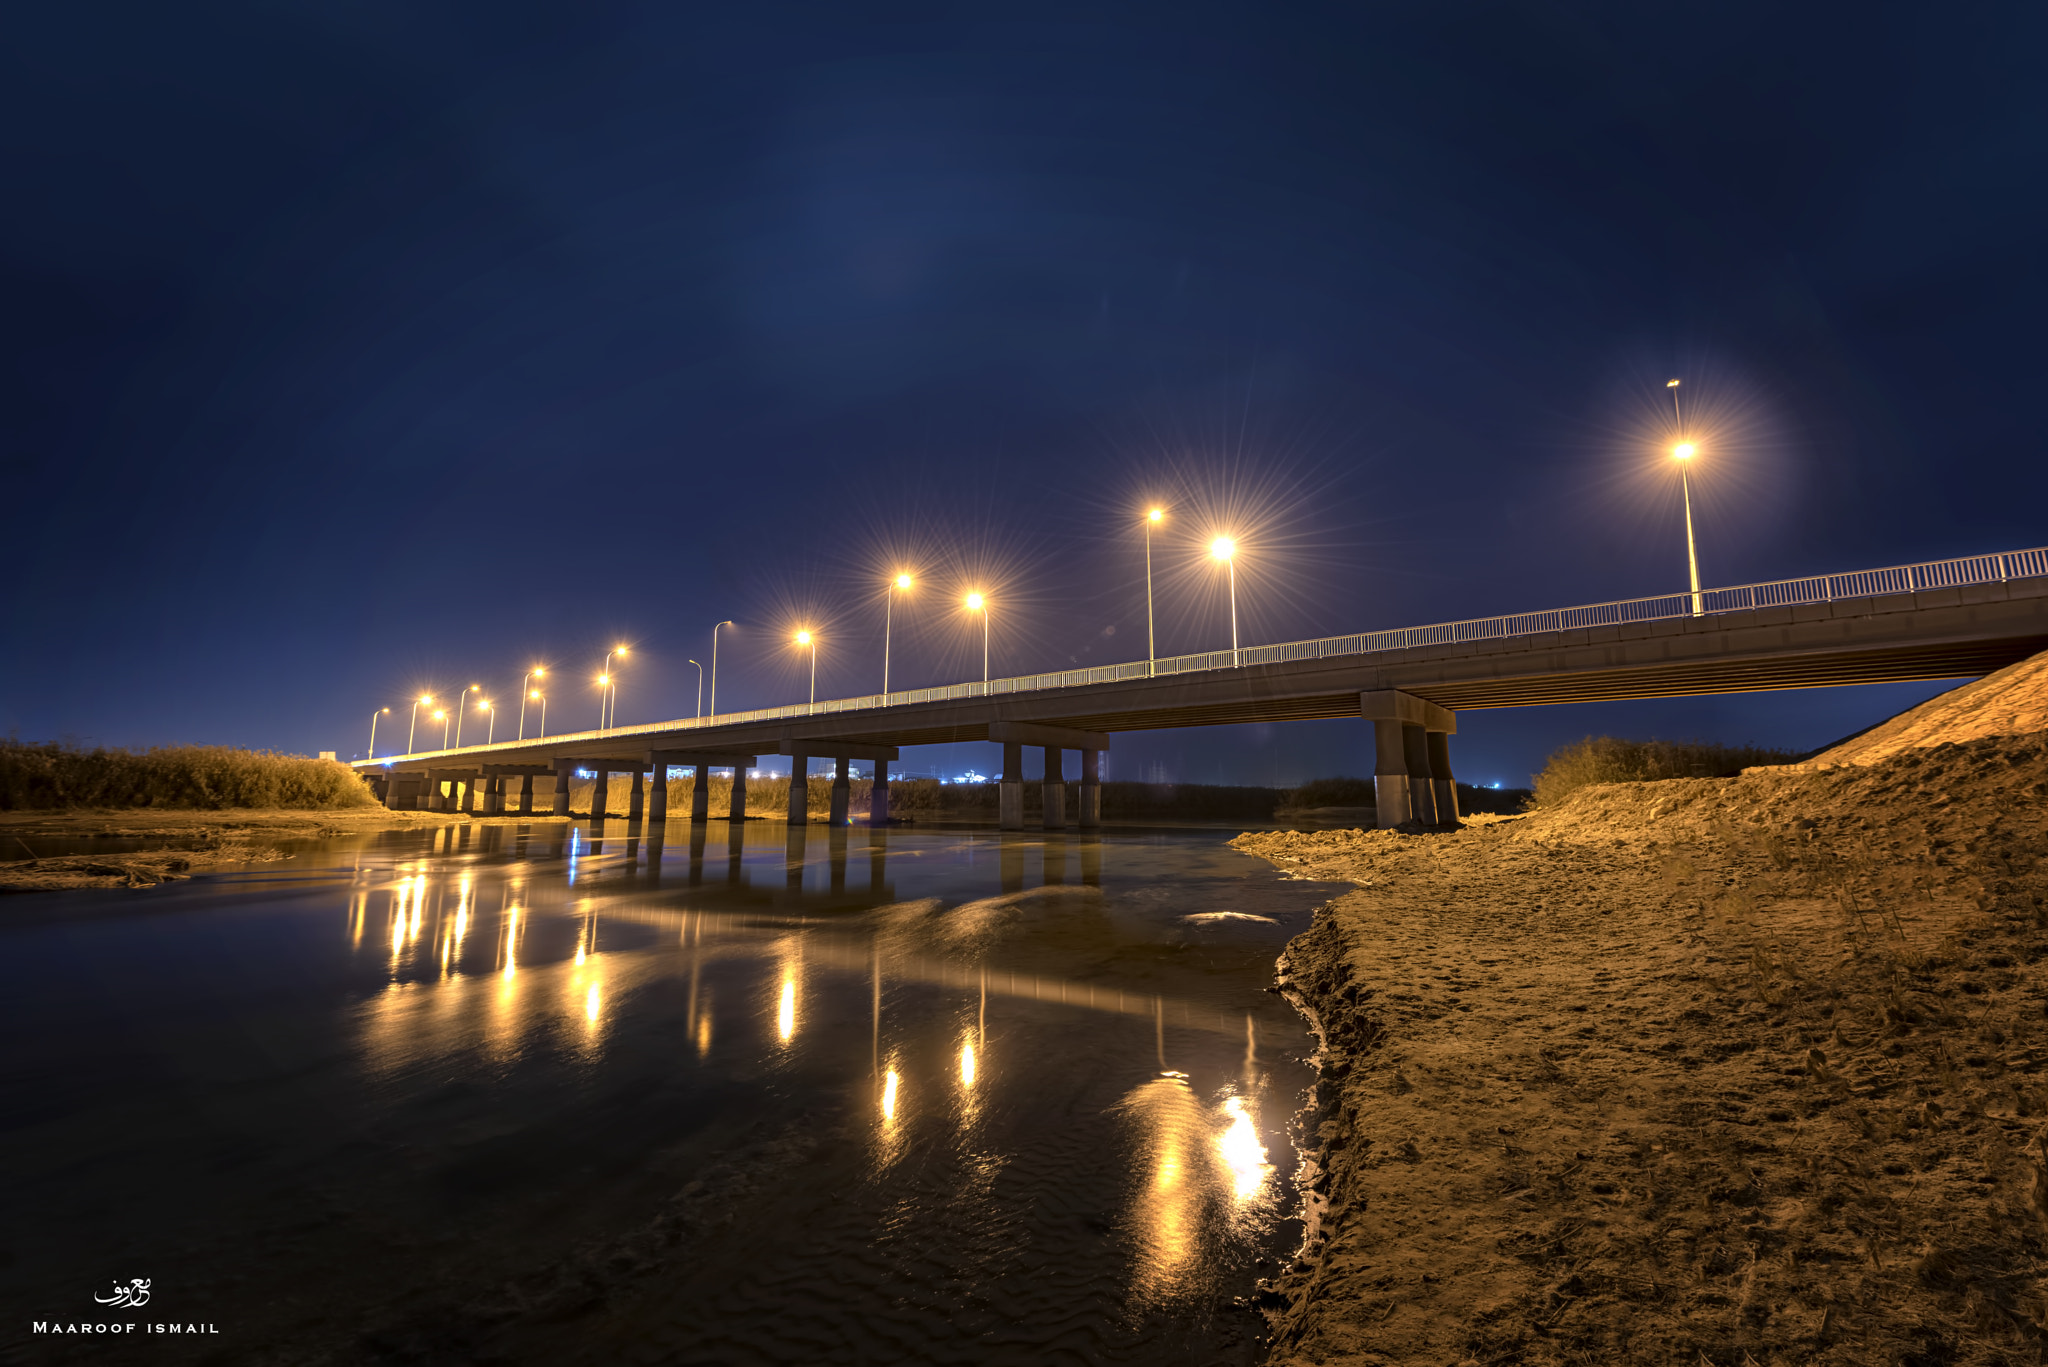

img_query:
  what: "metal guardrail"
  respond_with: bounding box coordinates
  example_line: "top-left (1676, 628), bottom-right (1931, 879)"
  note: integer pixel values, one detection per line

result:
top-left (377, 546), bottom-right (2048, 761)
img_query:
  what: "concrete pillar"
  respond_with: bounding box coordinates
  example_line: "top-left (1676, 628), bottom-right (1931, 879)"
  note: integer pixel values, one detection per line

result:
top-left (1041, 746), bottom-right (1066, 831)
top-left (552, 761), bottom-right (575, 817)
top-left (518, 773), bottom-right (535, 815)
top-left (829, 756), bottom-right (851, 826)
top-left (691, 764), bottom-right (712, 823)
top-left (1000, 742), bottom-right (1025, 830)
top-left (384, 775), bottom-right (408, 810)
top-left (649, 765), bottom-right (669, 822)
top-left (870, 758), bottom-right (890, 826)
top-left (461, 777), bottom-right (478, 814)
top-left (628, 768), bottom-right (646, 821)
top-left (1427, 730), bottom-right (1459, 824)
top-left (1371, 719), bottom-right (1412, 828)
top-left (428, 774), bottom-right (449, 812)
top-left (483, 777), bottom-right (503, 815)
top-left (1078, 749), bottom-right (1102, 829)
top-left (729, 765), bottom-right (749, 822)
top-left (1402, 724), bottom-right (1437, 826)
top-left (787, 752), bottom-right (810, 825)
top-left (589, 768), bottom-right (611, 822)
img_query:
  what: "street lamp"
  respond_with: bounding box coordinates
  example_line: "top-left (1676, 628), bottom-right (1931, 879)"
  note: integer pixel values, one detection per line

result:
top-left (1210, 536), bottom-right (1239, 666)
top-left (687, 659), bottom-right (704, 718)
top-left (794, 630), bottom-right (817, 714)
top-left (435, 709), bottom-right (450, 750)
top-left (883, 573), bottom-right (912, 697)
top-left (368, 707), bottom-right (390, 760)
top-left (1668, 378), bottom-right (1703, 617)
top-left (479, 699), bottom-right (495, 745)
top-left (710, 621), bottom-right (734, 720)
top-left (407, 695), bottom-right (433, 755)
top-left (531, 689), bottom-right (547, 739)
top-left (1144, 508), bottom-right (1164, 676)
top-left (455, 684), bottom-right (481, 747)
top-left (964, 592), bottom-right (989, 683)
top-left (518, 666), bottom-right (545, 740)
top-left (600, 646), bottom-right (628, 730)
top-left (596, 673), bottom-right (611, 731)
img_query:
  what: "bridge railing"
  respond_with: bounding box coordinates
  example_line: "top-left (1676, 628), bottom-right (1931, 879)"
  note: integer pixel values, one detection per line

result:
top-left (393, 546), bottom-right (2048, 757)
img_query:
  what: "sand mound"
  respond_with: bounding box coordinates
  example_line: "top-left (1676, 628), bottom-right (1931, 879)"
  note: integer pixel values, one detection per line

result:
top-left (1804, 647), bottom-right (2048, 768)
top-left (1235, 731), bottom-right (2048, 1365)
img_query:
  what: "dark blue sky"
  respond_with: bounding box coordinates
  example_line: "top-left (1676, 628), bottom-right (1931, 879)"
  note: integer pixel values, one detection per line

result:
top-left (5, 3), bottom-right (2044, 786)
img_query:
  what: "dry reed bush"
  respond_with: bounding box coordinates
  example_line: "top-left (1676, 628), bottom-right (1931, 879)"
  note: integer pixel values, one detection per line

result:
top-left (1531, 734), bottom-right (1801, 807)
top-left (0, 740), bottom-right (379, 811)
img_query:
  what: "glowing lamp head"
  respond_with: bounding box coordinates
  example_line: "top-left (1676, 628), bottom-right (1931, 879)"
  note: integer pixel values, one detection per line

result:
top-left (615, 645), bottom-right (629, 655)
top-left (894, 573), bottom-right (912, 589)
top-left (598, 673), bottom-right (609, 685)
top-left (1147, 508), bottom-right (1164, 523)
top-left (794, 630), bottom-right (812, 647)
top-left (432, 710), bottom-right (445, 721)
top-left (381, 707), bottom-right (390, 714)
top-left (964, 592), bottom-right (985, 611)
top-left (419, 694), bottom-right (433, 705)
top-left (533, 666), bottom-right (545, 678)
top-left (1673, 442), bottom-right (1697, 461)
top-left (530, 690), bottom-right (542, 699)
top-left (1209, 536), bottom-right (1237, 561)
top-left (479, 700), bottom-right (491, 711)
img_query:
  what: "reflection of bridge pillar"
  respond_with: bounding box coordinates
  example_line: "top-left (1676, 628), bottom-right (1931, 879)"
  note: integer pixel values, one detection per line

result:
top-left (785, 823), bottom-right (807, 891)
top-left (628, 769), bottom-right (645, 821)
top-left (1081, 839), bottom-right (1102, 887)
top-left (1402, 725), bottom-right (1437, 826)
top-left (645, 829), bottom-right (664, 887)
top-left (729, 765), bottom-right (749, 822)
top-left (1000, 838), bottom-right (1025, 894)
top-left (1043, 835), bottom-right (1066, 885)
top-left (1426, 730), bottom-right (1459, 824)
top-left (829, 826), bottom-right (848, 893)
top-left (688, 822), bottom-right (706, 885)
top-left (1371, 720), bottom-right (1411, 827)
top-left (649, 765), bottom-right (669, 822)
top-left (1078, 749), bottom-right (1102, 828)
top-left (726, 820), bottom-right (744, 882)
top-left (518, 773), bottom-right (535, 815)
top-left (589, 769), bottom-right (610, 822)
top-left (1041, 746), bottom-right (1066, 831)
top-left (787, 752), bottom-right (810, 825)
top-left (870, 758), bottom-right (890, 826)
top-left (691, 765), bottom-right (711, 823)
top-left (999, 743), bottom-right (1024, 830)
top-left (830, 757), bottom-right (851, 826)
top-left (869, 831), bottom-right (886, 893)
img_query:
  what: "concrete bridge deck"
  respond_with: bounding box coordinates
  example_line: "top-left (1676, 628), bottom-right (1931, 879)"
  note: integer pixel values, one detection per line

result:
top-left (356, 546), bottom-right (2048, 829)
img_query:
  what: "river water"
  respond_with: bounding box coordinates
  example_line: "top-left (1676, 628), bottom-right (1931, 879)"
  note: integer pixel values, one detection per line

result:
top-left (0, 819), bottom-right (1339, 1366)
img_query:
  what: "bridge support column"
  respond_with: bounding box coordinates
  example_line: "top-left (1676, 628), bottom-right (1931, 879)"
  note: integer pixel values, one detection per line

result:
top-left (870, 758), bottom-right (890, 826)
top-left (1427, 729), bottom-right (1459, 824)
top-left (1402, 724), bottom-right (1437, 826)
top-left (1078, 749), bottom-right (1102, 829)
top-left (1371, 721), bottom-right (1412, 828)
top-left (589, 769), bottom-right (610, 822)
top-left (552, 761), bottom-right (575, 817)
top-left (628, 769), bottom-right (646, 821)
top-left (829, 757), bottom-right (851, 826)
top-left (999, 742), bottom-right (1024, 830)
top-left (1041, 747), bottom-right (1066, 830)
top-left (729, 765), bottom-right (749, 822)
top-left (384, 774), bottom-right (408, 810)
top-left (787, 751), bottom-right (810, 825)
top-left (483, 777), bottom-right (503, 815)
top-left (648, 765), bottom-right (669, 822)
top-left (691, 764), bottom-right (712, 823)
top-left (518, 773), bottom-right (535, 815)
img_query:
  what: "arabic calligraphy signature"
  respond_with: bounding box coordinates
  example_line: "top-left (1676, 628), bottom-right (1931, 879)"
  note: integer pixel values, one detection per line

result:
top-left (93, 1279), bottom-right (151, 1308)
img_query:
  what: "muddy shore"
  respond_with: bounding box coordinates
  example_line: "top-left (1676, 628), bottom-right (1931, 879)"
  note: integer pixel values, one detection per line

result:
top-left (0, 807), bottom-right (462, 890)
top-left (1235, 733), bottom-right (2048, 1364)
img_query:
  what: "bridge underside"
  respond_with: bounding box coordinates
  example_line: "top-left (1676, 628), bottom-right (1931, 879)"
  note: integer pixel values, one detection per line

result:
top-left (362, 576), bottom-right (2048, 771)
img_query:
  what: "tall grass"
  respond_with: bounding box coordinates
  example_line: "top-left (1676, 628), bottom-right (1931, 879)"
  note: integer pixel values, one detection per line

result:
top-left (0, 740), bottom-right (380, 811)
top-left (1530, 736), bottom-right (1800, 808)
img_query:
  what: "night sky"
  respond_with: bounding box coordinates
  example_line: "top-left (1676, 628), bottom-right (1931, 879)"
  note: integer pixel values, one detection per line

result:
top-left (7, 4), bottom-right (2045, 789)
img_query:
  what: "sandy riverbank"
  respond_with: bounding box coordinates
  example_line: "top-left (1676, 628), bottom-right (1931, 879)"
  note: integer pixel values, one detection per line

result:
top-left (1235, 731), bottom-right (2048, 1364)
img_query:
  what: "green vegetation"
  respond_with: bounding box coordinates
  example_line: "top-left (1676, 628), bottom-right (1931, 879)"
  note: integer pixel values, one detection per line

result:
top-left (1530, 735), bottom-right (1800, 808)
top-left (0, 740), bottom-right (379, 811)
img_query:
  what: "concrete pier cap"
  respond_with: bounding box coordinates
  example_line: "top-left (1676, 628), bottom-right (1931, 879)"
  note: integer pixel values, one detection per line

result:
top-left (1359, 690), bottom-right (1458, 831)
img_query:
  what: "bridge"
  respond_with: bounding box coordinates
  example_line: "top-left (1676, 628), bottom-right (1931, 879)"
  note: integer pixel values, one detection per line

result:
top-left (356, 546), bottom-right (2048, 831)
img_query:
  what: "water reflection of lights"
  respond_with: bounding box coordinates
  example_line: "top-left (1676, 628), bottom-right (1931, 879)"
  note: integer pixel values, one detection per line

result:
top-left (1217, 1094), bottom-right (1272, 1203)
top-left (881, 1067), bottom-right (900, 1121)
top-left (695, 1008), bottom-right (713, 1057)
top-left (960, 1038), bottom-right (977, 1089)
top-left (776, 976), bottom-right (796, 1042)
top-left (585, 983), bottom-right (602, 1024)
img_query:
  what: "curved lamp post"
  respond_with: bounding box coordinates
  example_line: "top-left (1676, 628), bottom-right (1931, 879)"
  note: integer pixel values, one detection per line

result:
top-left (688, 659), bottom-right (703, 718)
top-left (518, 667), bottom-right (545, 739)
top-left (1145, 508), bottom-right (1164, 676)
top-left (710, 621), bottom-right (734, 720)
top-left (407, 695), bottom-right (433, 755)
top-left (455, 684), bottom-right (480, 747)
top-left (368, 707), bottom-right (390, 760)
top-left (1668, 379), bottom-right (1703, 617)
top-left (964, 592), bottom-right (989, 684)
top-left (1209, 536), bottom-right (1239, 667)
